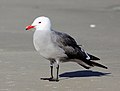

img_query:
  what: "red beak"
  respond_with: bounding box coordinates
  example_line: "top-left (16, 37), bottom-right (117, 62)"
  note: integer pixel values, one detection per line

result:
top-left (26, 25), bottom-right (35, 30)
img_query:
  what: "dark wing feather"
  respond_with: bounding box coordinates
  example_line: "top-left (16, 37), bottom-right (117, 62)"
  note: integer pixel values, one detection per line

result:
top-left (87, 53), bottom-right (100, 60)
top-left (51, 31), bottom-right (89, 60)
top-left (51, 30), bottom-right (108, 69)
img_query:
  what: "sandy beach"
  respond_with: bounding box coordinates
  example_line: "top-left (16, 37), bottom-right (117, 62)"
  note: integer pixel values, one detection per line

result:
top-left (0, 0), bottom-right (120, 91)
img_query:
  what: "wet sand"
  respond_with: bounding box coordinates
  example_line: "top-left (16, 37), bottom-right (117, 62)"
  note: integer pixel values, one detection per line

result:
top-left (0, 0), bottom-right (120, 91)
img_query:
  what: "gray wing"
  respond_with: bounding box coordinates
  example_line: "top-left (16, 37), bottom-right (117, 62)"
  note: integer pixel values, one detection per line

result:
top-left (51, 30), bottom-right (89, 60)
top-left (51, 31), bottom-right (108, 69)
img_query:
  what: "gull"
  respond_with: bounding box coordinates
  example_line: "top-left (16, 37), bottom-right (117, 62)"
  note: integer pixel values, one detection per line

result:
top-left (26, 16), bottom-right (107, 81)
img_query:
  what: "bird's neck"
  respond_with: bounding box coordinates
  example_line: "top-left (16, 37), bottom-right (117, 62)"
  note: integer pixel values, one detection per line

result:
top-left (34, 29), bottom-right (51, 41)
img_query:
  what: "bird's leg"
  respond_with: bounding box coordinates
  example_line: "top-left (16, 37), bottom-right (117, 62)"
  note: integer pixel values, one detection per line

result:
top-left (49, 64), bottom-right (59, 82)
top-left (56, 64), bottom-right (59, 81)
top-left (49, 59), bottom-right (59, 82)
top-left (55, 59), bottom-right (59, 81)
top-left (41, 61), bottom-right (54, 80)
top-left (50, 62), bottom-right (54, 79)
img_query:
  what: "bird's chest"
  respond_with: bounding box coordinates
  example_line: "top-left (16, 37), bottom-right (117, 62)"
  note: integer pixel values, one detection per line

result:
top-left (33, 32), bottom-right (65, 59)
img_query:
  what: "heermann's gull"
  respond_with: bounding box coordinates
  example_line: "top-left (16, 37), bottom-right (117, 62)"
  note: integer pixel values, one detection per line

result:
top-left (26, 16), bottom-right (107, 81)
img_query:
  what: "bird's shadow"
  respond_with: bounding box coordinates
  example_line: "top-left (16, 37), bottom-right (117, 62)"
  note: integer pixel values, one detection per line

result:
top-left (59, 70), bottom-right (110, 79)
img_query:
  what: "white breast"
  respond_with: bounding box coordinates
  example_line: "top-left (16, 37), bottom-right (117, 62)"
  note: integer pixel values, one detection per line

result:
top-left (33, 30), bottom-right (66, 59)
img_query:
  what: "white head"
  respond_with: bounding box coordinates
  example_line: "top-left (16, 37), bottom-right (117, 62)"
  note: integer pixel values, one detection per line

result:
top-left (26, 16), bottom-right (51, 31)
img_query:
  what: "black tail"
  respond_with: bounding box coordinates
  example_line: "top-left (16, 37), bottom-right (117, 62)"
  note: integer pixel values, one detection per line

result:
top-left (77, 59), bottom-right (107, 69)
top-left (88, 53), bottom-right (100, 60)
top-left (90, 61), bottom-right (108, 69)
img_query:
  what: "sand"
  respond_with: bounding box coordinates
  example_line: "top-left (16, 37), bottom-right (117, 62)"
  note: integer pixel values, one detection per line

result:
top-left (0, 0), bottom-right (120, 91)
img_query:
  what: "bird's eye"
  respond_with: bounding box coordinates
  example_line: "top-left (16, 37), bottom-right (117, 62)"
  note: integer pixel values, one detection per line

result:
top-left (39, 22), bottom-right (41, 24)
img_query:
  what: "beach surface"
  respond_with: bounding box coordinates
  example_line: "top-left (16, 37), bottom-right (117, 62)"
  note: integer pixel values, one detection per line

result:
top-left (0, 0), bottom-right (120, 91)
